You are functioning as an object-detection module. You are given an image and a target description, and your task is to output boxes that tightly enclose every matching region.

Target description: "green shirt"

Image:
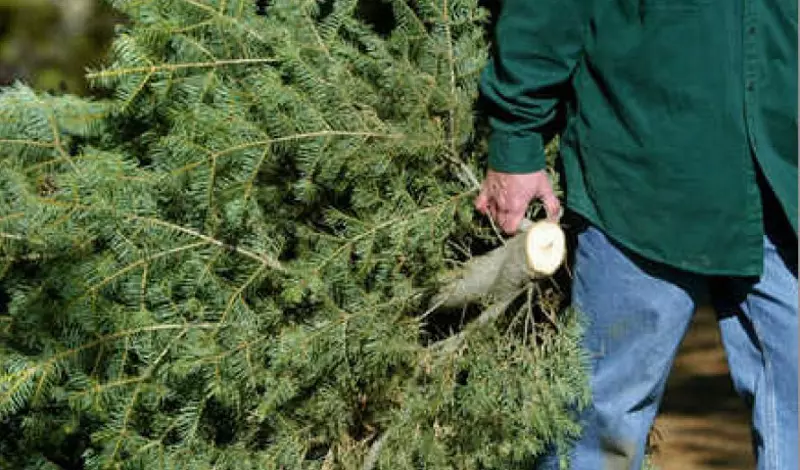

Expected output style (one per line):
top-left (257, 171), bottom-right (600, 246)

top-left (480, 0), bottom-right (798, 276)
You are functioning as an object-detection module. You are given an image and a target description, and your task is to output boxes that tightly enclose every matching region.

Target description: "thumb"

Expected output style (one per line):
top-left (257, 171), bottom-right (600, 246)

top-left (503, 210), bottom-right (526, 234)
top-left (475, 190), bottom-right (489, 214)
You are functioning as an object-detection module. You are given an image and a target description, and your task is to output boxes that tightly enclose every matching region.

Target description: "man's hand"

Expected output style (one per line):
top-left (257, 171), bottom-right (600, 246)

top-left (474, 169), bottom-right (561, 234)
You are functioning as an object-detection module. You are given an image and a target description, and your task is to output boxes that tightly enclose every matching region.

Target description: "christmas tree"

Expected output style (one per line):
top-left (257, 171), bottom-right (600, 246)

top-left (0, 1), bottom-right (588, 468)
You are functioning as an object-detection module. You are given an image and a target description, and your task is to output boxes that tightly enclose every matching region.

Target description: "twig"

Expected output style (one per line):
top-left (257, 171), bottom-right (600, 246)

top-left (525, 285), bottom-right (536, 346)
top-left (361, 434), bottom-right (387, 470)
top-left (87, 58), bottom-right (279, 80)
top-left (363, 286), bottom-right (531, 469)
top-left (127, 215), bottom-right (285, 271)
top-left (430, 286), bottom-right (528, 355)
top-left (532, 283), bottom-right (560, 330)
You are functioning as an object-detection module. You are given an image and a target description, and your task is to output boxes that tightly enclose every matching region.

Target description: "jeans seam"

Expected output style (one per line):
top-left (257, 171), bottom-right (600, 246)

top-left (746, 294), bottom-right (779, 470)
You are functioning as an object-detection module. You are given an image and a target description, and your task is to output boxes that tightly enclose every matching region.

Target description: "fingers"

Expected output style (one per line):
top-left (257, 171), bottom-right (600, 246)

top-left (475, 169), bottom-right (562, 233)
top-left (496, 209), bottom-right (525, 234)
top-left (542, 192), bottom-right (562, 222)
top-left (484, 192), bottom-right (526, 233)
top-left (476, 192), bottom-right (524, 233)
top-left (477, 190), bottom-right (560, 232)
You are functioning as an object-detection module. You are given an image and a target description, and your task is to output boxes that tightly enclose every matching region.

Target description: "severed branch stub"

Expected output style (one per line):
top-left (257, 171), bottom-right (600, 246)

top-left (429, 219), bottom-right (566, 312)
top-left (362, 221), bottom-right (567, 470)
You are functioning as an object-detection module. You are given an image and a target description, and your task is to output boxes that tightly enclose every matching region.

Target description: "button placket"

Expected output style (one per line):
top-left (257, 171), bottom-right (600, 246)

top-left (742, 0), bottom-right (760, 147)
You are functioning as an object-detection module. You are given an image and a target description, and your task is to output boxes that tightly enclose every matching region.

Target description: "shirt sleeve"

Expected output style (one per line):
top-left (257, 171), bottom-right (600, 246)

top-left (479, 0), bottom-right (586, 174)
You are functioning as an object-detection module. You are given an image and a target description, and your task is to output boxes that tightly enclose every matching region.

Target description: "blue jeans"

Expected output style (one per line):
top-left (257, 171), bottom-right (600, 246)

top-left (538, 224), bottom-right (798, 470)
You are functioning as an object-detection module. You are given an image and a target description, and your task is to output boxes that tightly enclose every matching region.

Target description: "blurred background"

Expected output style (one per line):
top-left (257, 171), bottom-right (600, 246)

top-left (0, 2), bottom-right (752, 469)
top-left (0, 0), bottom-right (117, 95)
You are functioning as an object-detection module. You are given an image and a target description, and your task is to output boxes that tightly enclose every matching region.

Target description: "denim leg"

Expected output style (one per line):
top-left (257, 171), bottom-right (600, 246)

top-left (538, 226), bottom-right (702, 470)
top-left (713, 233), bottom-right (798, 470)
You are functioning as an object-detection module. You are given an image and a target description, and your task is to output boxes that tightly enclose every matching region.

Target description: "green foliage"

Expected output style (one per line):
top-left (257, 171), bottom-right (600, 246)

top-left (0, 1), bottom-right (588, 468)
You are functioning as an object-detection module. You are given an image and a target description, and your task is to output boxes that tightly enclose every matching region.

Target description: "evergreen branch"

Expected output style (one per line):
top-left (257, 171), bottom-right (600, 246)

top-left (71, 377), bottom-right (146, 399)
top-left (299, 14), bottom-right (371, 131)
top-left (440, 150), bottom-right (511, 244)
top-left (24, 151), bottom-right (109, 174)
top-left (128, 216), bottom-right (285, 271)
top-left (36, 95), bottom-right (79, 173)
top-left (140, 263), bottom-right (148, 313)
top-left (361, 434), bottom-right (387, 470)
top-left (0, 232), bottom-right (25, 241)
top-left (442, 0), bottom-right (458, 160)
top-left (210, 131), bottom-right (403, 159)
top-left (306, 14), bottom-right (331, 58)
top-left (429, 2), bottom-right (506, 243)
top-left (181, 34), bottom-right (219, 62)
top-left (128, 415), bottom-right (181, 461)
top-left (314, 191), bottom-right (471, 271)
top-left (532, 282), bottom-right (561, 330)
top-left (206, 151), bottom-right (218, 226)
top-left (90, 343), bottom-right (106, 378)
top-left (169, 131), bottom-right (401, 178)
top-left (181, 396), bottom-right (211, 452)
top-left (86, 58), bottom-right (278, 80)
top-left (110, 326), bottom-right (190, 464)
top-left (177, 0), bottom-right (267, 43)
top-left (31, 363), bottom-right (51, 405)
top-left (433, 0), bottom-right (509, 244)
top-left (9, 201), bottom-right (283, 274)
top-left (86, 241), bottom-right (209, 294)
top-left (50, 324), bottom-right (217, 365)
top-left (363, 285), bottom-right (530, 470)
top-left (198, 69), bottom-right (219, 103)
top-left (120, 70), bottom-right (155, 111)
top-left (241, 146), bottom-right (270, 204)
top-left (51, 205), bottom-right (82, 234)
top-left (167, 144), bottom-right (215, 176)
top-left (341, 313), bottom-right (357, 395)
top-left (214, 263), bottom-right (268, 335)
top-left (0, 253), bottom-right (44, 263)
top-left (0, 370), bottom-right (35, 417)
top-left (0, 2), bottom-right (584, 464)
top-left (120, 336), bottom-right (130, 387)
top-left (168, 19), bottom-right (215, 34)
top-left (430, 286), bottom-right (528, 355)
top-left (0, 323), bottom-right (216, 413)
top-left (0, 139), bottom-right (56, 149)
top-left (520, 285), bottom-right (536, 346)
top-left (392, 0), bottom-right (429, 35)
top-left (191, 249), bottom-right (225, 298)
top-left (0, 213), bottom-right (24, 224)
top-left (187, 335), bottom-right (269, 374)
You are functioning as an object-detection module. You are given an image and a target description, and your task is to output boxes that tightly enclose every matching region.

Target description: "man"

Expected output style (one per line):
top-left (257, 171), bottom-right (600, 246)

top-left (475, 1), bottom-right (798, 469)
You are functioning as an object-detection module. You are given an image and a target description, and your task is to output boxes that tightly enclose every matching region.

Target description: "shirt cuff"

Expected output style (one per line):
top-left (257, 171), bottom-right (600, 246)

top-left (487, 130), bottom-right (547, 174)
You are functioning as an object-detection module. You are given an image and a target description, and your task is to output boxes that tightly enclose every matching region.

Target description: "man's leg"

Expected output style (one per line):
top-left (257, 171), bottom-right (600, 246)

top-left (713, 229), bottom-right (798, 470)
top-left (539, 225), bottom-right (703, 469)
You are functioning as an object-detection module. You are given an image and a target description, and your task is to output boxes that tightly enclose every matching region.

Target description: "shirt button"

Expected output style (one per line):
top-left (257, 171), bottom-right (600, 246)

top-left (747, 81), bottom-right (755, 91)
top-left (748, 26), bottom-right (757, 35)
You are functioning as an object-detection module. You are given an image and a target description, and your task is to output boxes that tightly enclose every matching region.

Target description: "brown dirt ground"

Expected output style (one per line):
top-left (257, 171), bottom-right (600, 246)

top-left (651, 306), bottom-right (754, 470)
